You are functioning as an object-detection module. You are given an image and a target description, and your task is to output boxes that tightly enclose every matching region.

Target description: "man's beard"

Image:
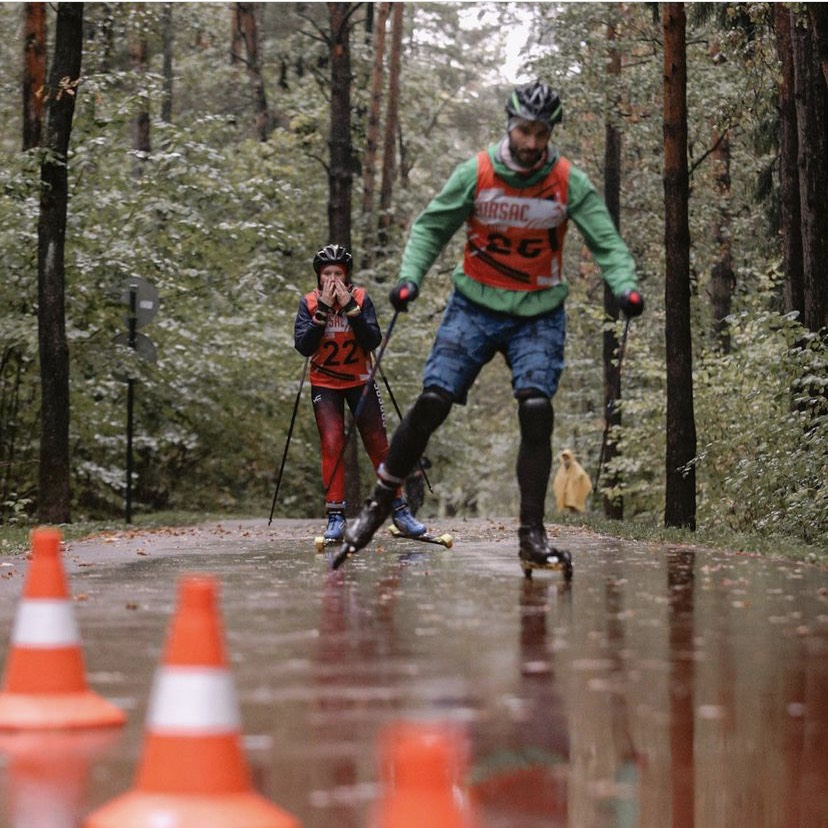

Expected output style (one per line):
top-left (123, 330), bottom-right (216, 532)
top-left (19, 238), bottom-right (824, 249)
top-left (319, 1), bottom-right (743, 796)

top-left (509, 139), bottom-right (545, 169)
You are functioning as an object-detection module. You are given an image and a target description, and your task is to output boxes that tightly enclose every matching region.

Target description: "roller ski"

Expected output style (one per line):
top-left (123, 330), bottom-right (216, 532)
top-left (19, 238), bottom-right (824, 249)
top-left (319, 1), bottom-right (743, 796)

top-left (518, 524), bottom-right (573, 581)
top-left (388, 525), bottom-right (453, 548)
top-left (388, 497), bottom-right (453, 546)
top-left (315, 505), bottom-right (346, 553)
top-left (330, 491), bottom-right (420, 570)
top-left (315, 535), bottom-right (339, 553)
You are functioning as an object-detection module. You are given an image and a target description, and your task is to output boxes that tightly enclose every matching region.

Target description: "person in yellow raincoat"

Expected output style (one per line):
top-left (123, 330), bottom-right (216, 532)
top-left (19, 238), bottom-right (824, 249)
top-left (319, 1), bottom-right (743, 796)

top-left (553, 449), bottom-right (592, 513)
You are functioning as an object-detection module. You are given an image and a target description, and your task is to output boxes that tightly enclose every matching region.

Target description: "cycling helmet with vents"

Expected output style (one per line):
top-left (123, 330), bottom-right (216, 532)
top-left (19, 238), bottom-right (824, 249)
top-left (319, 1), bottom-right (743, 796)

top-left (505, 81), bottom-right (563, 128)
top-left (312, 244), bottom-right (353, 276)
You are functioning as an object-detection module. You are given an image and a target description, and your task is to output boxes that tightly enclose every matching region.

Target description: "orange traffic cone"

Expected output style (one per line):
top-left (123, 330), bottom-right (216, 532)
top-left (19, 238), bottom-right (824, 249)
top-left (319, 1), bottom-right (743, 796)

top-left (0, 727), bottom-right (121, 827)
top-left (84, 574), bottom-right (300, 828)
top-left (372, 721), bottom-right (477, 828)
top-left (0, 527), bottom-right (126, 730)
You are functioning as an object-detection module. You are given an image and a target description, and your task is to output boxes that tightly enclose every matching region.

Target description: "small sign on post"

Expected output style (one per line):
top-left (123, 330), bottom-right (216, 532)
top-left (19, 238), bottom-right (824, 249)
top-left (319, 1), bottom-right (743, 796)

top-left (113, 277), bottom-right (159, 523)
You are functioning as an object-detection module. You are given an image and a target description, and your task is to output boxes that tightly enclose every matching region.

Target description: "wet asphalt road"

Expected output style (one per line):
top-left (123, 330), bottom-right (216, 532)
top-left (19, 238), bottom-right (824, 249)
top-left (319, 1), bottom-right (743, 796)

top-left (0, 518), bottom-right (827, 828)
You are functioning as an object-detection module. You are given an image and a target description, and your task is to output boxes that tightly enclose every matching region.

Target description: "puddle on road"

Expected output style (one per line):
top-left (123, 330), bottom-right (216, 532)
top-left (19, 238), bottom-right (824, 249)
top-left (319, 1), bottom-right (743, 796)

top-left (0, 532), bottom-right (826, 827)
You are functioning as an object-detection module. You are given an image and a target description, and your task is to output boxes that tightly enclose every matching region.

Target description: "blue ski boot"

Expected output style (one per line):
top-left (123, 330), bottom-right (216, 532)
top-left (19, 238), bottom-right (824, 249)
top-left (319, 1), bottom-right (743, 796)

top-left (324, 502), bottom-right (347, 542)
top-left (392, 497), bottom-right (426, 538)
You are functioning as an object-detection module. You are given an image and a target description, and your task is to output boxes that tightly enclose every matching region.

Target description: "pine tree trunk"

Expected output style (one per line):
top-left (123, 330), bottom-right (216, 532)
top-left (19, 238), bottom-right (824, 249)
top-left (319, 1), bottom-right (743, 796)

top-left (810, 4), bottom-right (828, 89)
top-left (161, 2), bottom-right (174, 124)
top-left (234, 3), bottom-right (271, 141)
top-left (662, 2), bottom-right (696, 530)
top-left (327, 2), bottom-right (353, 248)
top-left (601, 16), bottom-right (623, 520)
top-left (230, 3), bottom-right (243, 65)
top-left (130, 3), bottom-right (150, 171)
top-left (775, 7), bottom-right (804, 319)
top-left (327, 3), bottom-right (359, 511)
top-left (376, 2), bottom-right (403, 258)
top-left (37, 2), bottom-right (83, 524)
top-left (792, 8), bottom-right (828, 332)
top-left (22, 2), bottom-right (46, 151)
top-left (360, 2), bottom-right (390, 270)
top-left (708, 119), bottom-right (734, 352)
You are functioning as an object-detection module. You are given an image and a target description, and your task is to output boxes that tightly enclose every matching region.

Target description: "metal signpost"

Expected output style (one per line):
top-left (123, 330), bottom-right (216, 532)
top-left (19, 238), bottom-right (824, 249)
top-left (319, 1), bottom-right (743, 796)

top-left (114, 277), bottom-right (158, 523)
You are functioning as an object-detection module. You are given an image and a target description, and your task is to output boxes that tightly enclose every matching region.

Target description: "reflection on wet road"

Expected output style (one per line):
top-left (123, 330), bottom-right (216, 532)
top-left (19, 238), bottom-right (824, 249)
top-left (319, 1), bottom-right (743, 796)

top-left (1, 524), bottom-right (826, 827)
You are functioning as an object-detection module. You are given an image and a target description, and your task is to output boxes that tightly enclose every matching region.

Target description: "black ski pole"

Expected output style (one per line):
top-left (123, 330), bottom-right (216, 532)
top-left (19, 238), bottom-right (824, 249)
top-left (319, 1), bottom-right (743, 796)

top-left (268, 357), bottom-right (309, 525)
top-left (375, 361), bottom-right (433, 494)
top-left (323, 309), bottom-right (402, 496)
top-left (594, 316), bottom-right (630, 491)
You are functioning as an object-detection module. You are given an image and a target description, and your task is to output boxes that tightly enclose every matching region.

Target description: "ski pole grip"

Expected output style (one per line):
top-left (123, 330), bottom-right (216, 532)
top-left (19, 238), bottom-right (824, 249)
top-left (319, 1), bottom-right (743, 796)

top-left (390, 280), bottom-right (418, 312)
top-left (617, 288), bottom-right (644, 318)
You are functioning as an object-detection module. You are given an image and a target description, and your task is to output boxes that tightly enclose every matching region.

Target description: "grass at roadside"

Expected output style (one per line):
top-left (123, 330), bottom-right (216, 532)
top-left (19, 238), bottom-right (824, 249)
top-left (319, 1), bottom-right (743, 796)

top-left (0, 511), bottom-right (258, 558)
top-left (556, 512), bottom-right (827, 567)
top-left (1, 510), bottom-right (825, 567)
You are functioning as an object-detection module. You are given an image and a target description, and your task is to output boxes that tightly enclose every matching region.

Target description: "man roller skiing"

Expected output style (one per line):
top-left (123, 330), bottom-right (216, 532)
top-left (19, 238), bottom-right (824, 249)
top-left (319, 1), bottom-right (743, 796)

top-left (339, 80), bottom-right (644, 574)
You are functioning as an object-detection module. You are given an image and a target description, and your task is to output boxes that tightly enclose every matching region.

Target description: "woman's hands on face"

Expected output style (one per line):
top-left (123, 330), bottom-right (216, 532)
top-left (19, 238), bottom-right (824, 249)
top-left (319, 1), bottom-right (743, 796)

top-left (321, 274), bottom-right (350, 304)
top-left (319, 273), bottom-right (337, 306)
top-left (332, 277), bottom-right (351, 306)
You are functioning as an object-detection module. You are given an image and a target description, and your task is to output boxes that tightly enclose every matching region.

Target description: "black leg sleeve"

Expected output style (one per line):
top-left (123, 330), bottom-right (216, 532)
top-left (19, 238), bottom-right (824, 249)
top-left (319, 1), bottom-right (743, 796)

top-left (382, 388), bottom-right (452, 482)
top-left (517, 396), bottom-right (554, 526)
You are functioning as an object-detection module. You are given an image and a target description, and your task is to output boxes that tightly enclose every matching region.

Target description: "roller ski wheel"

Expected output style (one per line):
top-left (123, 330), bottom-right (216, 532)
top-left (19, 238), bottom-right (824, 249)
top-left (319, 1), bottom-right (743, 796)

top-left (518, 524), bottom-right (573, 581)
top-left (520, 548), bottom-right (573, 581)
top-left (388, 525), bottom-right (453, 548)
top-left (314, 535), bottom-right (339, 553)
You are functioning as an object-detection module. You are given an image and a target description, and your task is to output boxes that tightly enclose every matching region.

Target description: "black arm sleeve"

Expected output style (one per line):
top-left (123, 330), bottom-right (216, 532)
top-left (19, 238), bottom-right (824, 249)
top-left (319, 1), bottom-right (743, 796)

top-left (294, 297), bottom-right (324, 357)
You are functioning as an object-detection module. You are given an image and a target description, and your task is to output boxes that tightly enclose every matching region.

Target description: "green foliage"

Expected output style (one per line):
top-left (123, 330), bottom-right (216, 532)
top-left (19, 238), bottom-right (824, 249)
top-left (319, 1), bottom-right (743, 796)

top-left (695, 310), bottom-right (828, 542)
top-left (0, 3), bottom-right (823, 556)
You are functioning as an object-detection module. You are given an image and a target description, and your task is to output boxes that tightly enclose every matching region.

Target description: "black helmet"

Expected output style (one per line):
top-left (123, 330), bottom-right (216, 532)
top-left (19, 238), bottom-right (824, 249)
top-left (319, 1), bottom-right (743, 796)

top-left (505, 81), bottom-right (563, 128)
top-left (312, 243), bottom-right (353, 275)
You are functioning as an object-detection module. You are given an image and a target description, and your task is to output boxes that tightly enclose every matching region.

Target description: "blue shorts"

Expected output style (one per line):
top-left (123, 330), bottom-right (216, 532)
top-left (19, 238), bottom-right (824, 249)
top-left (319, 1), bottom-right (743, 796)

top-left (422, 290), bottom-right (566, 404)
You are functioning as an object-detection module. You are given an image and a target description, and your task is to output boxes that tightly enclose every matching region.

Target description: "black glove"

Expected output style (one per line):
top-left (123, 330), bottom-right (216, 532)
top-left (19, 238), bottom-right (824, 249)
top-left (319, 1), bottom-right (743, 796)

top-left (389, 280), bottom-right (418, 312)
top-left (617, 288), bottom-right (644, 318)
top-left (313, 297), bottom-right (332, 325)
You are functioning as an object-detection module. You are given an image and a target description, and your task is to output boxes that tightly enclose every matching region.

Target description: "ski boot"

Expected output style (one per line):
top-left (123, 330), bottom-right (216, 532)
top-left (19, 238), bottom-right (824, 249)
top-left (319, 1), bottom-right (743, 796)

top-left (314, 502), bottom-right (346, 552)
top-left (325, 509), bottom-right (347, 541)
top-left (518, 523), bottom-right (573, 581)
top-left (391, 497), bottom-right (426, 538)
top-left (332, 481), bottom-right (396, 569)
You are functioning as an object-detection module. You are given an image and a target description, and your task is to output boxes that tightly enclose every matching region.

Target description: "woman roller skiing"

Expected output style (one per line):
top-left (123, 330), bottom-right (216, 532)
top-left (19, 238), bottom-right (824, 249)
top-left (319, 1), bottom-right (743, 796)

top-left (293, 244), bottom-right (425, 545)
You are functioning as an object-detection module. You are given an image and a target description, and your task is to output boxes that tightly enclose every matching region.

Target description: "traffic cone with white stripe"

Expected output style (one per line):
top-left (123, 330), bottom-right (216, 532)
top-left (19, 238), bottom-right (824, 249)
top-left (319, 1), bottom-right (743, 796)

top-left (0, 527), bottom-right (126, 730)
top-left (84, 574), bottom-right (300, 828)
top-left (0, 728), bottom-right (120, 827)
top-left (372, 721), bottom-right (477, 828)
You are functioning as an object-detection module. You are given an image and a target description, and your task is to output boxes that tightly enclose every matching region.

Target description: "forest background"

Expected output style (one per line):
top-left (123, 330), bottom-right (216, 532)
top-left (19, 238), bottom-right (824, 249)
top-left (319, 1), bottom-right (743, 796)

top-left (0, 2), bottom-right (825, 557)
